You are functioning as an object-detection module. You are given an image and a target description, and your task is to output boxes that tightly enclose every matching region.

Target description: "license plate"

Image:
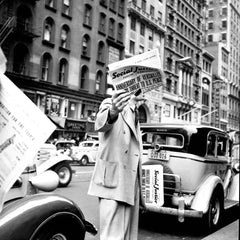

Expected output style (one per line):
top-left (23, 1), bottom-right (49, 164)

top-left (148, 149), bottom-right (169, 161)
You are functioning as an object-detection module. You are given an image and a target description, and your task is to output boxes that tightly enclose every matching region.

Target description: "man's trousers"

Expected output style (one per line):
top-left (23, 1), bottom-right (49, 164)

top-left (99, 182), bottom-right (140, 240)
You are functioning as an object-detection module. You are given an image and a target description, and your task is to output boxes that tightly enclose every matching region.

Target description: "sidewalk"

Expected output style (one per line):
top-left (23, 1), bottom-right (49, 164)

top-left (202, 220), bottom-right (239, 240)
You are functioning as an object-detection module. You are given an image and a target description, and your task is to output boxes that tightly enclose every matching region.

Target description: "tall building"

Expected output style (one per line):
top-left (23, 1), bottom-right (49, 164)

top-left (201, 50), bottom-right (214, 125)
top-left (161, 0), bottom-right (205, 124)
top-left (203, 0), bottom-right (240, 131)
top-left (123, 0), bottom-right (166, 123)
top-left (0, 0), bottom-right (127, 141)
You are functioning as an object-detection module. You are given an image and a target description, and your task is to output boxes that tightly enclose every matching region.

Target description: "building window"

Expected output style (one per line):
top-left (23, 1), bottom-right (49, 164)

top-left (166, 78), bottom-right (172, 92)
top-left (149, 29), bottom-right (154, 41)
top-left (109, 0), bottom-right (116, 11)
top-left (41, 53), bottom-right (52, 81)
top-left (81, 34), bottom-right (90, 57)
top-left (108, 18), bottom-right (115, 38)
top-left (141, 0), bottom-right (146, 11)
top-left (118, 0), bottom-right (124, 16)
top-left (84, 4), bottom-right (92, 27)
top-left (100, 0), bottom-right (107, 7)
top-left (150, 5), bottom-right (155, 17)
top-left (80, 65), bottom-right (89, 89)
top-left (166, 57), bottom-right (172, 71)
top-left (221, 7), bottom-right (227, 16)
top-left (60, 25), bottom-right (70, 49)
top-left (117, 23), bottom-right (124, 42)
top-left (208, 34), bottom-right (213, 42)
top-left (222, 33), bottom-right (227, 40)
top-left (43, 18), bottom-right (54, 42)
top-left (139, 45), bottom-right (144, 54)
top-left (222, 20), bottom-right (227, 28)
top-left (62, 0), bottom-right (71, 16)
top-left (96, 70), bottom-right (103, 93)
top-left (208, 22), bottom-right (213, 30)
top-left (158, 11), bottom-right (162, 23)
top-left (46, 0), bottom-right (56, 9)
top-left (129, 40), bottom-right (135, 55)
top-left (208, 9), bottom-right (213, 17)
top-left (99, 13), bottom-right (106, 34)
top-left (97, 41), bottom-right (105, 63)
top-left (58, 58), bottom-right (68, 85)
top-left (131, 17), bottom-right (136, 31)
top-left (140, 23), bottom-right (145, 36)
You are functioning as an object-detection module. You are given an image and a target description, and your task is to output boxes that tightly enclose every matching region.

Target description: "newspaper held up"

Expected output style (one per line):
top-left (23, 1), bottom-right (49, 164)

top-left (142, 164), bottom-right (164, 211)
top-left (0, 65), bottom-right (56, 211)
top-left (108, 49), bottom-right (164, 95)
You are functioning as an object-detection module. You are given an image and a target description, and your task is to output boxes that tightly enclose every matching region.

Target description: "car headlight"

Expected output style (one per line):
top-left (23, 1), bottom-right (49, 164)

top-left (233, 162), bottom-right (239, 173)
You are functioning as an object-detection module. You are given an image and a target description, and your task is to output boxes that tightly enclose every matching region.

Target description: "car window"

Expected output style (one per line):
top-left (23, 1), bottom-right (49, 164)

top-left (207, 134), bottom-right (216, 156)
top-left (142, 132), bottom-right (183, 148)
top-left (216, 136), bottom-right (227, 156)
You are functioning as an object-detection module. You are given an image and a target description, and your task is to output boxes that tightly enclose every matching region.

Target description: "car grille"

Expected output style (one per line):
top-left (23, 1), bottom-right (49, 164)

top-left (163, 173), bottom-right (181, 206)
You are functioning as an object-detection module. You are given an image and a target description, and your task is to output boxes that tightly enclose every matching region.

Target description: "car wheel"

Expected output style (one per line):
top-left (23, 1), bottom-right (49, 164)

top-left (81, 156), bottom-right (89, 166)
top-left (53, 162), bottom-right (72, 187)
top-left (31, 217), bottom-right (85, 240)
top-left (203, 189), bottom-right (223, 232)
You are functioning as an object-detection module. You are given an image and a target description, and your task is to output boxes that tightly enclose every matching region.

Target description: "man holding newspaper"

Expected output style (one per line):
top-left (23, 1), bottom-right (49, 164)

top-left (88, 49), bottom-right (164, 239)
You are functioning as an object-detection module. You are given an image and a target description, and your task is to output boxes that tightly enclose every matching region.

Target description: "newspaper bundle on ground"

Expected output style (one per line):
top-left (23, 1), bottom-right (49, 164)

top-left (142, 164), bottom-right (164, 211)
top-left (108, 48), bottom-right (164, 95)
top-left (0, 53), bottom-right (56, 211)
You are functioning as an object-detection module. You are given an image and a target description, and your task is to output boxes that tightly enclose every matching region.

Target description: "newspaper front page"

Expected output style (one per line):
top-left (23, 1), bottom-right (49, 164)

top-left (108, 49), bottom-right (164, 95)
top-left (0, 66), bottom-right (56, 211)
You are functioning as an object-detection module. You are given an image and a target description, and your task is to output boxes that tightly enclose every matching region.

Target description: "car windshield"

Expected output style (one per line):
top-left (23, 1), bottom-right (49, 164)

top-left (142, 132), bottom-right (184, 148)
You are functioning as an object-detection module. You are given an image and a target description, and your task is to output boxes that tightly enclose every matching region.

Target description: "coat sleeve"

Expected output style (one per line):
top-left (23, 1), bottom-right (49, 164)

top-left (95, 98), bottom-right (117, 132)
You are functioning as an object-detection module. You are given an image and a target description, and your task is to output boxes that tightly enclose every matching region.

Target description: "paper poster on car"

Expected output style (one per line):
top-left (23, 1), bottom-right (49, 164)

top-left (108, 49), bottom-right (165, 95)
top-left (142, 164), bottom-right (164, 211)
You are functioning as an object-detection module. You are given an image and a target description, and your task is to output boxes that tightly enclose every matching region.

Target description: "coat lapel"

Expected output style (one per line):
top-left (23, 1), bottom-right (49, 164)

top-left (121, 105), bottom-right (139, 140)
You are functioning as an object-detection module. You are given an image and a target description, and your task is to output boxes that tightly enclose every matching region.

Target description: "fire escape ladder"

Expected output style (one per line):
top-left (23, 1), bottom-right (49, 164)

top-left (0, 16), bottom-right (16, 46)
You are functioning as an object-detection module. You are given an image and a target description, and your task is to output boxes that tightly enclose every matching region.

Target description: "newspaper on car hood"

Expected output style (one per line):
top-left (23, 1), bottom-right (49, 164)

top-left (108, 49), bottom-right (164, 95)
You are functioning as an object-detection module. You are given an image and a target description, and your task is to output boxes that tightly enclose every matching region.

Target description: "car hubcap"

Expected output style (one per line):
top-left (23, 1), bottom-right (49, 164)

top-left (51, 233), bottom-right (67, 240)
top-left (211, 199), bottom-right (220, 225)
top-left (59, 167), bottom-right (70, 183)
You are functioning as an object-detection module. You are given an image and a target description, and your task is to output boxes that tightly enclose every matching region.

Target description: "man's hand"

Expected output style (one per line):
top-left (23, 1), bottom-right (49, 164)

top-left (109, 90), bottom-right (130, 119)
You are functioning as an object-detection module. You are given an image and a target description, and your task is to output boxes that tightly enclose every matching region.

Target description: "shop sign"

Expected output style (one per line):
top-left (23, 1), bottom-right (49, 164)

top-left (65, 120), bottom-right (86, 132)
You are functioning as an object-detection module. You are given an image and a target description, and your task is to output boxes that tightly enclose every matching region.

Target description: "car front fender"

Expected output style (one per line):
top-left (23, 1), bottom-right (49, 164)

top-left (191, 175), bottom-right (224, 214)
top-left (228, 173), bottom-right (239, 201)
top-left (37, 155), bottom-right (72, 174)
top-left (0, 193), bottom-right (87, 240)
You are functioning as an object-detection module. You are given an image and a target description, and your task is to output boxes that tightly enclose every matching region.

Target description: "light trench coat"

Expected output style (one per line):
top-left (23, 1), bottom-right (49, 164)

top-left (88, 98), bottom-right (143, 206)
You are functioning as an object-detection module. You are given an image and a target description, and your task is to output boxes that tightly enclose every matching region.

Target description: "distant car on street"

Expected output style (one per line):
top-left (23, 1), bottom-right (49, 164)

top-left (0, 163), bottom-right (97, 240)
top-left (71, 140), bottom-right (99, 166)
top-left (140, 123), bottom-right (239, 233)
top-left (35, 143), bottom-right (73, 187)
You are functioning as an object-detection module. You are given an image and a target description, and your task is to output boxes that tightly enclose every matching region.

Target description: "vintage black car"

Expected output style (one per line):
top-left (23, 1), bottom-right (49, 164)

top-left (0, 165), bottom-right (97, 240)
top-left (140, 123), bottom-right (239, 232)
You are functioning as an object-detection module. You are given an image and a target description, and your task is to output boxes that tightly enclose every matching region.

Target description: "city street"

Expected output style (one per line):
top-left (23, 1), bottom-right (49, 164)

top-left (54, 165), bottom-right (239, 240)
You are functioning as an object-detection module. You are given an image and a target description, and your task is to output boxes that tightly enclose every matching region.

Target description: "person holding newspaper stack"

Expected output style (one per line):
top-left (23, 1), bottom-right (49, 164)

top-left (88, 88), bottom-right (146, 240)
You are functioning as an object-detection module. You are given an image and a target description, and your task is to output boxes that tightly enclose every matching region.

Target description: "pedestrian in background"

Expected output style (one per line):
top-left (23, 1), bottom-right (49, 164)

top-left (88, 89), bottom-right (146, 240)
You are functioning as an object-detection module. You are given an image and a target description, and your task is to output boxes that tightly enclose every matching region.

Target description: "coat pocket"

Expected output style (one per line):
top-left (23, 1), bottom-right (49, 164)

top-left (93, 159), bottom-right (119, 188)
top-left (104, 161), bottom-right (119, 188)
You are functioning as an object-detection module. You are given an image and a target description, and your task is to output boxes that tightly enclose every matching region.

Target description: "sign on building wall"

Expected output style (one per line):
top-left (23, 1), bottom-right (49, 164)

top-left (108, 46), bottom-right (120, 65)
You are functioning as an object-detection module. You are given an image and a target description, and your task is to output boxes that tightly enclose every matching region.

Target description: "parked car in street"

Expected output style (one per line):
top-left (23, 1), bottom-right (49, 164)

top-left (55, 139), bottom-right (76, 156)
top-left (71, 141), bottom-right (99, 166)
top-left (140, 123), bottom-right (239, 232)
top-left (35, 143), bottom-right (73, 187)
top-left (0, 163), bottom-right (97, 239)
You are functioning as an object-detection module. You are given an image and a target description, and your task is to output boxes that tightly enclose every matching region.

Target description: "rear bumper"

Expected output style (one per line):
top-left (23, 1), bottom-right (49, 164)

top-left (141, 205), bottom-right (203, 219)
